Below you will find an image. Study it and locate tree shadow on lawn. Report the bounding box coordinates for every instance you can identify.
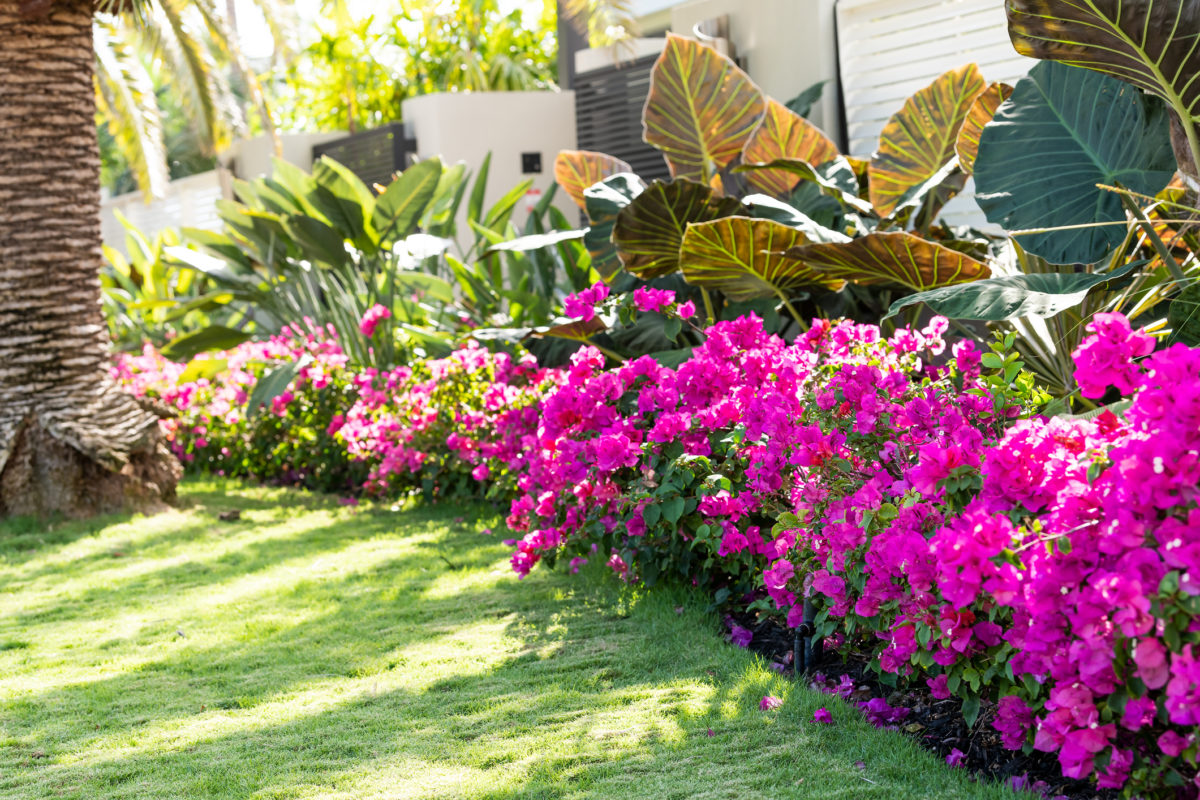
[1,500,498,631]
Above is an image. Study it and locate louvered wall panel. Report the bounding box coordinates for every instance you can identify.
[836,0,1038,227]
[574,55,672,182]
[312,123,415,188]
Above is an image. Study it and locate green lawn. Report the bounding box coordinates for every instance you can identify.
[0,479,1020,800]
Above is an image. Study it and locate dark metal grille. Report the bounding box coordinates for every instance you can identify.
[312,123,415,188]
[574,55,671,181]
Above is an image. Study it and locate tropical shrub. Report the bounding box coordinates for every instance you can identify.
[159,152,592,368]
[112,289,1200,795]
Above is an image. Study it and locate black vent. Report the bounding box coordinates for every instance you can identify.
[574,54,671,181]
[312,123,416,188]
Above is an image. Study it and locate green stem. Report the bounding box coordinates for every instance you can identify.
[779,295,809,332]
[589,340,627,365]
[701,289,716,326]
[1116,190,1186,284]
[1178,109,1200,191]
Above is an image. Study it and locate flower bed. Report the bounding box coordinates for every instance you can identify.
[114,306,1199,798]
[112,318,560,499]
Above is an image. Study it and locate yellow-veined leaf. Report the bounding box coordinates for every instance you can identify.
[613,180,743,279]
[869,64,986,217]
[955,82,1013,174]
[1007,0,1200,132]
[554,150,632,209]
[680,217,844,300]
[643,33,766,183]
[783,232,990,291]
[741,98,840,198]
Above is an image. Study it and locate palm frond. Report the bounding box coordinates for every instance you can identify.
[560,0,637,47]
[189,0,279,153]
[93,20,169,197]
[137,0,232,155]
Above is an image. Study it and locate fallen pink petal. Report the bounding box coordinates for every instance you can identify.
[760,695,783,711]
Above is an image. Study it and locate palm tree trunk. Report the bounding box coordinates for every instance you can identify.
[0,0,180,517]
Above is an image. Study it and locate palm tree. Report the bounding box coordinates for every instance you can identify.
[0,0,181,516]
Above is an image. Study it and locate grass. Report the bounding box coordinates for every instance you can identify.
[0,478,1022,800]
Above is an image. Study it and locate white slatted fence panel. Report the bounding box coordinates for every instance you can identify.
[836,0,1039,227]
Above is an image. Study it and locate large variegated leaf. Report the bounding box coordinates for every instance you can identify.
[554,150,633,209]
[643,33,766,183]
[869,64,986,217]
[956,82,1013,175]
[741,98,840,198]
[974,62,1175,264]
[1007,0,1200,131]
[784,232,990,291]
[612,180,743,279]
[680,217,845,300]
[583,174,646,282]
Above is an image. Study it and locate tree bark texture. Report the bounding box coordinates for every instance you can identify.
[0,0,180,517]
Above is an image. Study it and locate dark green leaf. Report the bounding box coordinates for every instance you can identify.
[742,194,850,243]
[784,79,827,120]
[974,62,1175,264]
[161,325,251,361]
[373,158,443,247]
[583,174,646,282]
[885,262,1141,320]
[247,355,313,420]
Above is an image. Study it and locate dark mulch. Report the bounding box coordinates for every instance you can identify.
[727,610,1117,800]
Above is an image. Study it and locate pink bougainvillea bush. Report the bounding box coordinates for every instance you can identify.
[473,303,1199,798]
[112,318,560,498]
[113,295,1200,797]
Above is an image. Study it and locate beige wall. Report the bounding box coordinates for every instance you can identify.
[666,0,842,146]
[222,131,346,180]
[401,91,579,233]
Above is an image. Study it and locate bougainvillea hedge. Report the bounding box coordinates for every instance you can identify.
[114,297,1200,798]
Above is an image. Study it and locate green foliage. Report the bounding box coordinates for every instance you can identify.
[100,213,232,350]
[161,153,590,367]
[271,0,557,133]
[974,61,1175,265]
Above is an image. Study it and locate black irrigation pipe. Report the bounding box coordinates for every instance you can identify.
[793,597,823,677]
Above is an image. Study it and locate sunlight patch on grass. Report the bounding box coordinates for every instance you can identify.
[0,479,1026,800]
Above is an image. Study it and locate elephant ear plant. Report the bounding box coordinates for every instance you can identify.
[880,1,1200,397]
[500,33,1005,361]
